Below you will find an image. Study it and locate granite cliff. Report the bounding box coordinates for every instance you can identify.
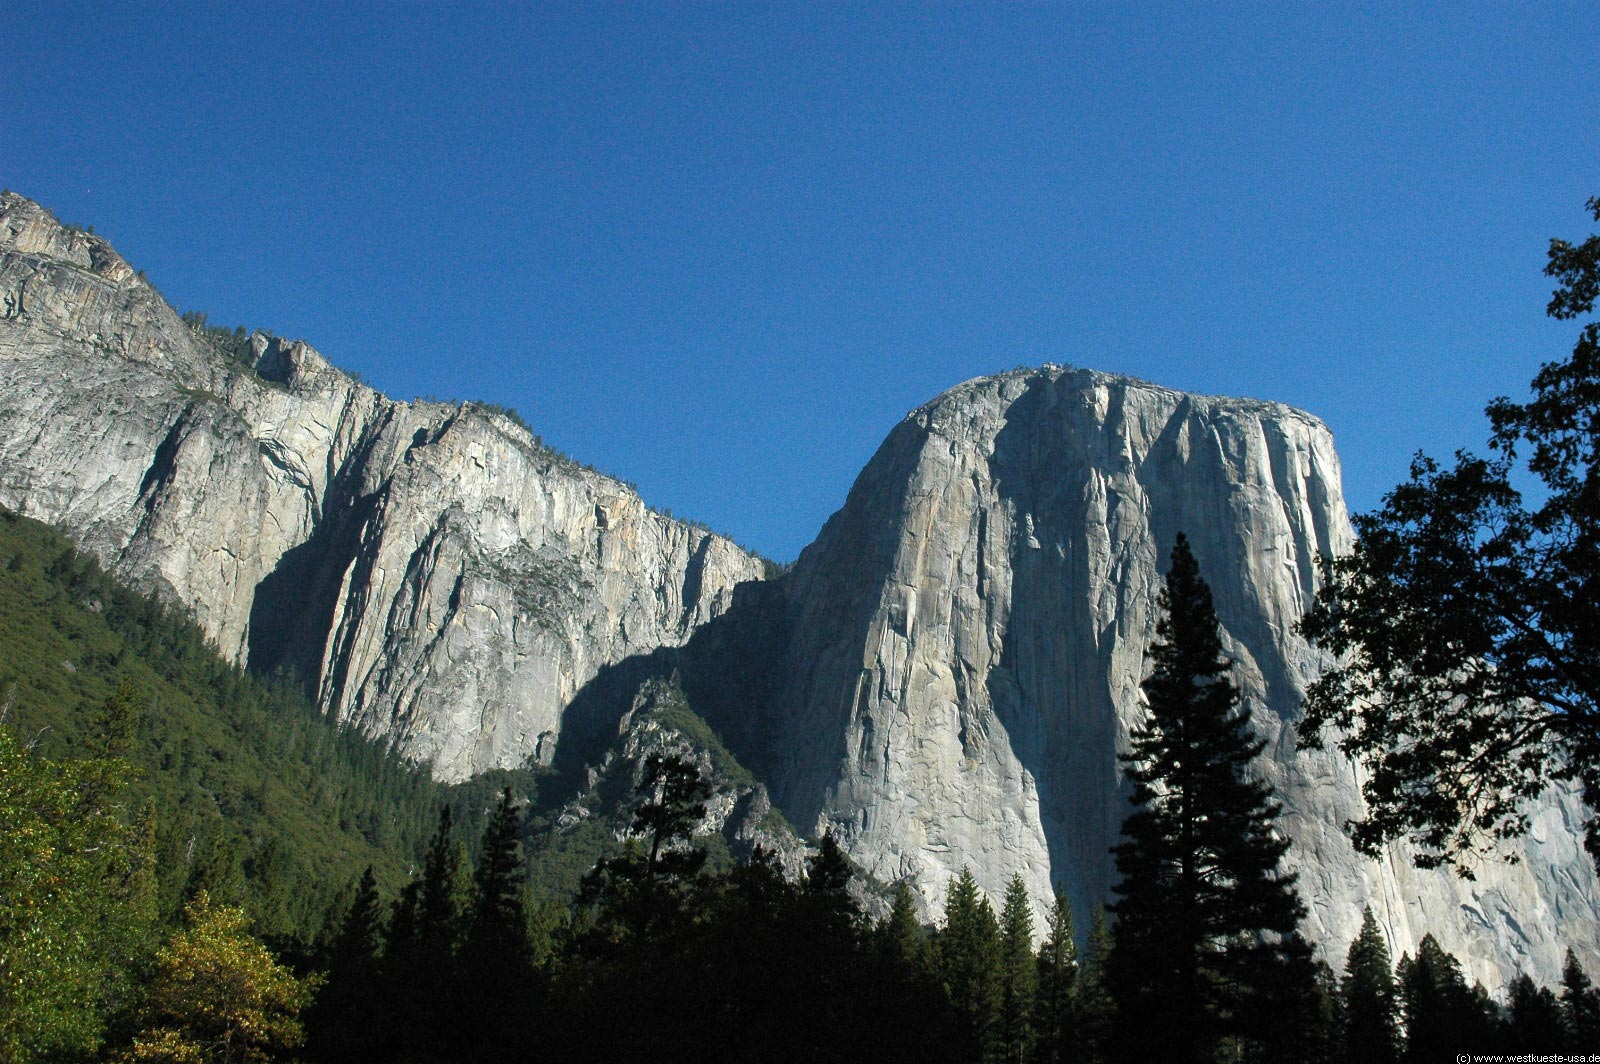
[0,192,766,780]
[2,192,1594,985]
[745,366,1600,987]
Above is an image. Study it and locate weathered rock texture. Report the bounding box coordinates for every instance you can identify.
[755,367,1600,987]
[2,192,1594,986]
[0,192,766,780]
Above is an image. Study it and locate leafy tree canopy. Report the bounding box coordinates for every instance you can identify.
[1301,195,1600,872]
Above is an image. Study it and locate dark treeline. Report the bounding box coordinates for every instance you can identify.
[292,761,1600,1064]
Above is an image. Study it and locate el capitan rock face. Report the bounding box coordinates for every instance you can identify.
[750,366,1599,987]
[1,191,1595,985]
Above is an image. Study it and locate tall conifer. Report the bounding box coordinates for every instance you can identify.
[1562,949,1600,1051]
[997,875,1036,1064]
[1075,907,1116,1064]
[308,866,383,1062]
[1397,935,1487,1063]
[462,789,535,1058]
[1342,907,1400,1064]
[940,867,1001,1062]
[1107,533,1306,1064]
[1033,888,1077,1064]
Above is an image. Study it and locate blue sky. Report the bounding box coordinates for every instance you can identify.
[4,3,1595,560]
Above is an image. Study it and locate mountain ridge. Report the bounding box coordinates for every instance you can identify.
[2,190,1595,987]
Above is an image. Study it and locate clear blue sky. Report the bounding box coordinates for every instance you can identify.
[4,3,1594,560]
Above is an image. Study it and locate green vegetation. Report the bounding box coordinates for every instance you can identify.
[1302,194,1600,872]
[0,507,568,936]
[179,310,260,367]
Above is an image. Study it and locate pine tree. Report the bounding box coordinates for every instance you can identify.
[1562,949,1600,1051]
[939,867,1001,1062]
[879,880,925,967]
[631,752,710,937]
[806,830,856,928]
[382,806,468,1064]
[996,875,1037,1064]
[578,752,711,942]
[307,866,383,1062]
[1397,935,1485,1063]
[461,788,535,1058]
[1075,907,1116,1064]
[1107,533,1307,1064]
[1342,907,1401,1064]
[1033,888,1077,1064]
[469,788,527,948]
[1505,973,1566,1051]
[1251,933,1340,1063]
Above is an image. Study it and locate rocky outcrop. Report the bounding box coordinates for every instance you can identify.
[551,679,810,877]
[753,366,1600,987]
[0,192,766,780]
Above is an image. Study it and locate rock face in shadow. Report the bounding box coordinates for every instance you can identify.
[2,192,1595,985]
[754,367,1600,987]
[0,192,765,780]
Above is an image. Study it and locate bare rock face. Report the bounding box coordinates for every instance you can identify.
[0,192,766,780]
[757,366,1600,986]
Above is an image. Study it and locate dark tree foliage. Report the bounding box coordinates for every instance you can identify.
[468,787,528,948]
[305,866,382,1061]
[1396,934,1493,1063]
[807,829,854,898]
[459,788,539,1058]
[1342,907,1401,1064]
[1033,887,1077,1064]
[996,875,1037,1064]
[1563,949,1600,1051]
[578,751,711,942]
[380,806,470,1064]
[938,866,1002,1063]
[1301,196,1600,872]
[1504,972,1567,1052]
[1108,533,1306,1063]
[1248,933,1341,1064]
[556,810,956,1063]
[878,880,927,966]
[1074,907,1117,1064]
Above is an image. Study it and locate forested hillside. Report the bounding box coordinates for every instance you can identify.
[0,505,542,942]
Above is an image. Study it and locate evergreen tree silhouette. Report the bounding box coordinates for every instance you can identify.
[1562,949,1600,1051]
[307,866,383,1062]
[382,805,468,1063]
[1505,972,1567,1051]
[938,867,1001,1062]
[461,788,537,1057]
[1107,533,1306,1064]
[1397,934,1489,1063]
[996,875,1037,1064]
[1342,907,1401,1064]
[1033,887,1077,1064]
[1074,907,1116,1064]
